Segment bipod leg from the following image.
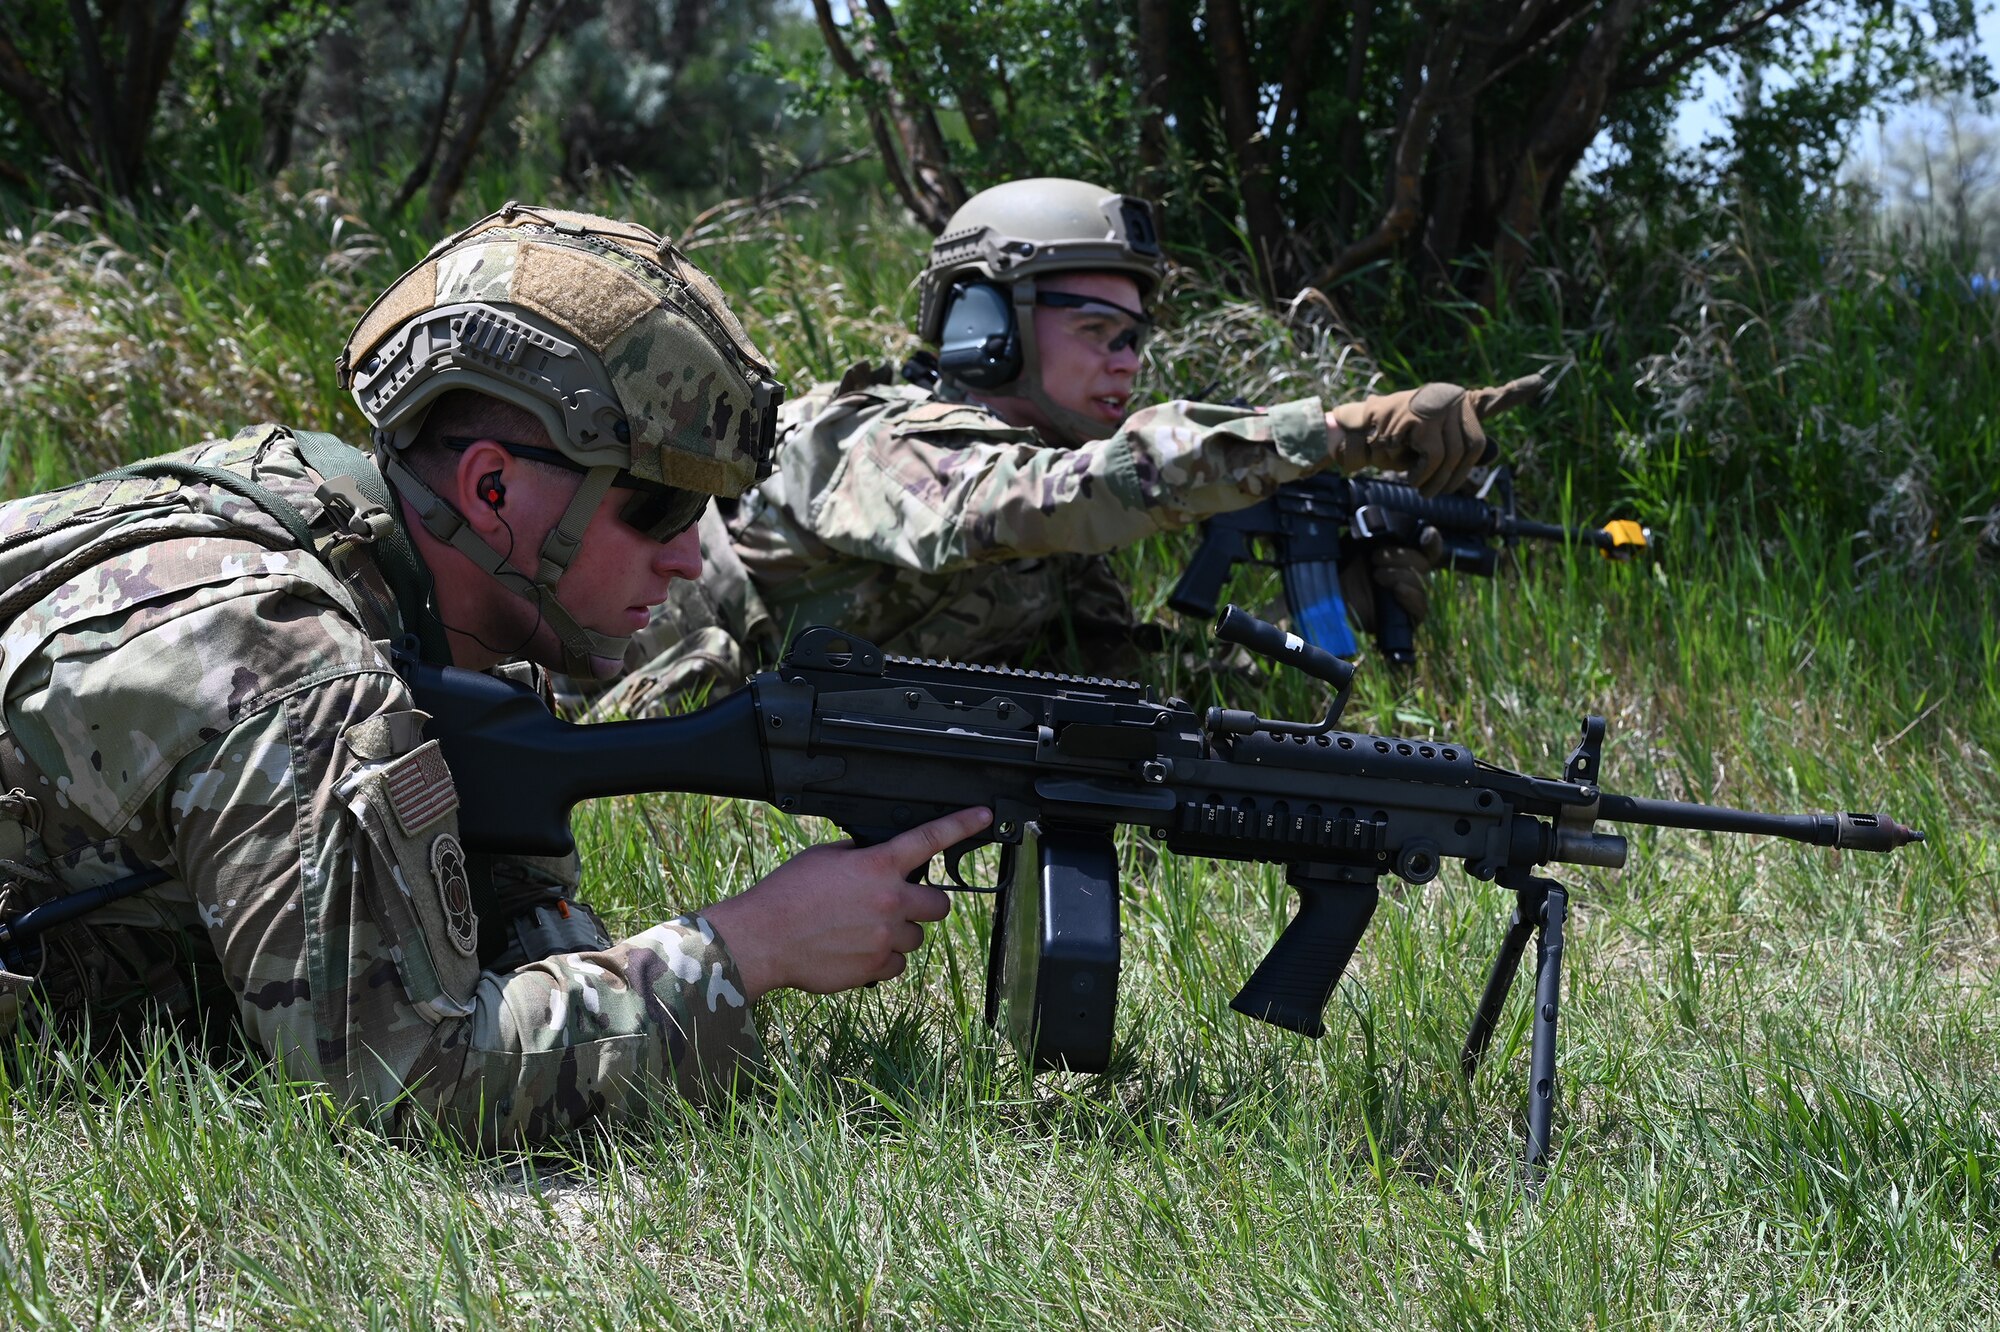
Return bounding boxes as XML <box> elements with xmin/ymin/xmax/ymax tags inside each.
<box><xmin>1459</xmin><ymin>893</ymin><xmax>1541</xmax><ymax>1081</ymax></box>
<box><xmin>1524</xmin><ymin>882</ymin><xmax>1569</xmax><ymax>1188</ymax></box>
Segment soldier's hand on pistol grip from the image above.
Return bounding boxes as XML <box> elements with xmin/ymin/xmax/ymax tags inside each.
<box><xmin>1341</xmin><ymin>522</ymin><xmax>1447</xmax><ymax>633</ymax></box>
<box><xmin>698</xmin><ymin>805</ymin><xmax>991</xmax><ymax>1002</ymax></box>
<box><xmin>1328</xmin><ymin>373</ymin><xmax>1545</xmax><ymax>497</ymax></box>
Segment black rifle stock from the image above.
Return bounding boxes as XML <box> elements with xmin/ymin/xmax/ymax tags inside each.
<box><xmin>402</xmin><ymin>609</ymin><xmax>1919</xmax><ymax>1175</ymax></box>
<box><xmin>1169</xmin><ymin>467</ymin><xmax>1650</xmax><ymax>664</ymax></box>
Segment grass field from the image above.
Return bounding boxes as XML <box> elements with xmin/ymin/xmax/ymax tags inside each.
<box><xmin>0</xmin><ymin>180</ymin><xmax>1997</xmax><ymax>1328</ymax></box>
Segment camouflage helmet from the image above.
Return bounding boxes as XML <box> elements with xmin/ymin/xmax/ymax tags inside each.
<box><xmin>339</xmin><ymin>201</ymin><xmax>782</xmax><ymax>499</ymax></box>
<box><xmin>916</xmin><ymin>178</ymin><xmax>1167</xmax><ymax>346</ymax></box>
<box><xmin>335</xmin><ymin>202</ymin><xmax>785</xmax><ymax>677</ymax></box>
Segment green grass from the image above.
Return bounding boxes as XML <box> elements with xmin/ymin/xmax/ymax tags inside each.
<box><xmin>1</xmin><ymin>179</ymin><xmax>1997</xmax><ymax>1327</ymax></box>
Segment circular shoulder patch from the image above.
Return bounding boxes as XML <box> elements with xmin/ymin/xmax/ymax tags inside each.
<box><xmin>428</xmin><ymin>833</ymin><xmax>478</xmax><ymax>958</ymax></box>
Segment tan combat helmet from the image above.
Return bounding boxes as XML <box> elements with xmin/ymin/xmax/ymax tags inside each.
<box><xmin>338</xmin><ymin>201</ymin><xmax>783</xmax><ymax>674</ymax></box>
<box><xmin>917</xmin><ymin>177</ymin><xmax>1168</xmax><ymax>444</ymax></box>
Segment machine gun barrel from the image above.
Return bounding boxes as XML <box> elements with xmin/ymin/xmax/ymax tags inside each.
<box><xmin>1594</xmin><ymin>794</ymin><xmax>1923</xmax><ymax>851</ymax></box>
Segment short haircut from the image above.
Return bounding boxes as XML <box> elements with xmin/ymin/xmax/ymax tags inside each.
<box><xmin>403</xmin><ymin>389</ymin><xmax>568</xmax><ymax>490</ymax></box>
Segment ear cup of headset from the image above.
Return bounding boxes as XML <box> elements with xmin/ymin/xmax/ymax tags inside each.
<box><xmin>936</xmin><ymin>282</ymin><xmax>1021</xmax><ymax>388</ymax></box>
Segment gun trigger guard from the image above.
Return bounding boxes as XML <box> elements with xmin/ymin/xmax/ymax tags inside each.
<box><xmin>942</xmin><ymin>835</ymin><xmax>1002</xmax><ymax>893</ymax></box>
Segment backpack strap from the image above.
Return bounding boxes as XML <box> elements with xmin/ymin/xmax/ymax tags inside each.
<box><xmin>102</xmin><ymin>457</ymin><xmax>317</xmax><ymax>550</ymax></box>
<box><xmin>288</xmin><ymin>430</ymin><xmax>449</xmax><ymax>663</ymax></box>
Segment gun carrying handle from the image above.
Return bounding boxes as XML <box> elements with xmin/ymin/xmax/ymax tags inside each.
<box><xmin>1229</xmin><ymin>868</ymin><xmax>1380</xmax><ymax>1038</ymax></box>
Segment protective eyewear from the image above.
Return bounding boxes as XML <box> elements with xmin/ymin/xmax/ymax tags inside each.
<box><xmin>1035</xmin><ymin>291</ymin><xmax>1153</xmax><ymax>354</ymax></box>
<box><xmin>441</xmin><ymin>437</ymin><xmax>710</xmax><ymax>542</ymax></box>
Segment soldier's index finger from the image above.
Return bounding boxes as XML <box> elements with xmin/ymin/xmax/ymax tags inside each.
<box><xmin>877</xmin><ymin>807</ymin><xmax>994</xmax><ymax>875</ymax></box>
<box><xmin>1467</xmin><ymin>373</ymin><xmax>1546</xmax><ymax>420</ymax></box>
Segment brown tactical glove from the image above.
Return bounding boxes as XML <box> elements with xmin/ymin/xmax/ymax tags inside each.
<box><xmin>1341</xmin><ymin>524</ymin><xmax>1447</xmax><ymax>635</ymax></box>
<box><xmin>1329</xmin><ymin>373</ymin><xmax>1545</xmax><ymax>497</ymax></box>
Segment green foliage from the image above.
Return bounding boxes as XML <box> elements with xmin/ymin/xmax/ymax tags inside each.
<box><xmin>0</xmin><ymin>0</ymin><xmax>342</xmax><ymax>199</ymax></box>
<box><xmin>779</xmin><ymin>1</ymin><xmax>1996</xmax><ymax>307</ymax></box>
<box><xmin>173</xmin><ymin>0</ymin><xmax>345</xmax><ymax>180</ymax></box>
<box><xmin>868</xmin><ymin>0</ymin><xmax>1143</xmax><ymax>183</ymax></box>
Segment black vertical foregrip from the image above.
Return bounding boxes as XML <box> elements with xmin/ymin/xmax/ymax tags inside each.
<box><xmin>1167</xmin><ymin>523</ymin><xmax>1251</xmax><ymax>619</ymax></box>
<box><xmin>1371</xmin><ymin>583</ymin><xmax>1417</xmax><ymax>666</ymax></box>
<box><xmin>1229</xmin><ymin>876</ymin><xmax>1380</xmax><ymax>1037</ymax></box>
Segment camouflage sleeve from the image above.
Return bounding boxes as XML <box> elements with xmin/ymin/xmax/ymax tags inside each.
<box><xmin>804</xmin><ymin>396</ymin><xmax>1330</xmax><ymax>574</ymax></box>
<box><xmin>163</xmin><ymin>667</ymin><xmax>764</xmax><ymax>1146</ymax></box>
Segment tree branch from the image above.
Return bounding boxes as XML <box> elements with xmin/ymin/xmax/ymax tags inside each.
<box><xmin>809</xmin><ymin>0</ymin><xmax>943</xmax><ymax>231</ymax></box>
<box><xmin>390</xmin><ymin>0</ymin><xmax>474</xmax><ymax>215</ymax></box>
<box><xmin>1318</xmin><ymin>18</ymin><xmax>1465</xmax><ymax>288</ymax></box>
<box><xmin>1488</xmin><ymin>0</ymin><xmax>1648</xmax><ymax>298</ymax></box>
<box><xmin>0</xmin><ymin>25</ymin><xmax>89</xmax><ymax>174</ymax></box>
<box><xmin>860</xmin><ymin>0</ymin><xmax>964</xmax><ymax>213</ymax></box>
<box><xmin>1622</xmin><ymin>0</ymin><xmax>1817</xmax><ymax>91</ymax></box>
<box><xmin>1332</xmin><ymin>0</ymin><xmax>1376</xmax><ymax>243</ymax></box>
<box><xmin>1134</xmin><ymin>0</ymin><xmax>1172</xmax><ymax>177</ymax></box>
<box><xmin>423</xmin><ymin>0</ymin><xmax>571</xmax><ymax>226</ymax></box>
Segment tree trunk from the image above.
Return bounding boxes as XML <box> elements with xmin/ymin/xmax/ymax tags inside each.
<box><xmin>1318</xmin><ymin>18</ymin><xmax>1464</xmax><ymax>289</ymax></box>
<box><xmin>390</xmin><ymin>0</ymin><xmax>474</xmax><ymax>215</ymax></box>
<box><xmin>1133</xmin><ymin>0</ymin><xmax>1173</xmax><ymax>181</ymax></box>
<box><xmin>810</xmin><ymin>0</ymin><xmax>952</xmax><ymax>231</ymax></box>
<box><xmin>1272</xmin><ymin>0</ymin><xmax>1335</xmax><ymax>149</ymax></box>
<box><xmin>1205</xmin><ymin>0</ymin><xmax>1286</xmax><ymax>288</ymax></box>
<box><xmin>65</xmin><ymin>0</ymin><xmax>132</xmax><ymax>197</ymax></box>
<box><xmin>1486</xmin><ymin>0</ymin><xmax>1646</xmax><ymax>301</ymax></box>
<box><xmin>860</xmin><ymin>0</ymin><xmax>966</xmax><ymax>213</ymax></box>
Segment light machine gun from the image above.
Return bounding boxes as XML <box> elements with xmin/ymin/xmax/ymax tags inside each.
<box><xmin>1169</xmin><ymin>467</ymin><xmax>1650</xmax><ymax>664</ymax></box>
<box><xmin>397</xmin><ymin>608</ymin><xmax>1922</xmax><ymax>1175</ymax></box>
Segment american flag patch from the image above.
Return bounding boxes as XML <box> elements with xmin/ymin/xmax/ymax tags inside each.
<box><xmin>384</xmin><ymin>741</ymin><xmax>459</xmax><ymax>836</ymax></box>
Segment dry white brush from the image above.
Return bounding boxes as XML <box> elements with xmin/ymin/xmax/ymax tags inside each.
<box><xmin>1140</xmin><ymin>272</ymin><xmax>1384</xmax><ymax>410</ymax></box>
<box><xmin>1630</xmin><ymin>216</ymin><xmax>2000</xmax><ymax>573</ymax></box>
<box><xmin>0</xmin><ymin>188</ymin><xmax>386</xmax><ymax>484</ymax></box>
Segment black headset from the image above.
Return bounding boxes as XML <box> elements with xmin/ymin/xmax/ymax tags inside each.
<box><xmin>936</xmin><ymin>281</ymin><xmax>1022</xmax><ymax>388</ymax></box>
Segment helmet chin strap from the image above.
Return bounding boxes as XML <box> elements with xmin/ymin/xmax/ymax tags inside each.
<box><xmin>380</xmin><ymin>450</ymin><xmax>632</xmax><ymax>675</ymax></box>
<box><xmin>1006</xmin><ymin>280</ymin><xmax>1121</xmax><ymax>447</ymax></box>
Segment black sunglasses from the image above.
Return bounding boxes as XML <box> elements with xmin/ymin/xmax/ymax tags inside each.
<box><xmin>441</xmin><ymin>437</ymin><xmax>710</xmax><ymax>542</ymax></box>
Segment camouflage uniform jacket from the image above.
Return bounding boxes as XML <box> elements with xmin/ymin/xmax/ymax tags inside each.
<box><xmin>0</xmin><ymin>426</ymin><xmax>762</xmax><ymax>1144</ymax></box>
<box><xmin>598</xmin><ymin>372</ymin><xmax>1334</xmax><ymax>716</ymax></box>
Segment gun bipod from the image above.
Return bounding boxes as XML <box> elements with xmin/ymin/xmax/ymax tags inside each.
<box><xmin>1459</xmin><ymin>868</ymin><xmax>1569</xmax><ymax>1190</ymax></box>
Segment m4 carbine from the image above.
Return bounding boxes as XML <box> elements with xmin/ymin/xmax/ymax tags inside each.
<box><xmin>400</xmin><ymin>607</ymin><xmax>1921</xmax><ymax>1175</ymax></box>
<box><xmin>1168</xmin><ymin>467</ymin><xmax>1650</xmax><ymax>664</ymax></box>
